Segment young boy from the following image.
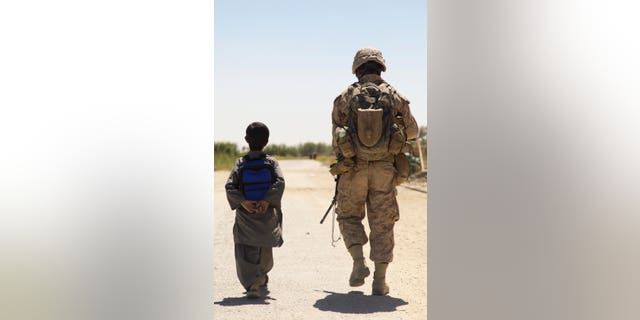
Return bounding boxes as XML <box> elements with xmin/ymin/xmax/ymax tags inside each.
<box><xmin>225</xmin><ymin>122</ymin><xmax>285</xmax><ymax>299</ymax></box>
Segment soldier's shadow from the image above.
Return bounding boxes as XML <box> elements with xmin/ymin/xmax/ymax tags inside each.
<box><xmin>313</xmin><ymin>290</ymin><xmax>408</xmax><ymax>314</ymax></box>
<box><xmin>214</xmin><ymin>288</ymin><xmax>275</xmax><ymax>306</ymax></box>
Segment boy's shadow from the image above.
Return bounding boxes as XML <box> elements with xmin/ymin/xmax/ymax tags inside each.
<box><xmin>313</xmin><ymin>290</ymin><xmax>408</xmax><ymax>314</ymax></box>
<box><xmin>214</xmin><ymin>288</ymin><xmax>275</xmax><ymax>306</ymax></box>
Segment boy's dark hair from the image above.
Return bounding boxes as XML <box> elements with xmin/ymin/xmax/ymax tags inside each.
<box><xmin>355</xmin><ymin>61</ymin><xmax>384</xmax><ymax>78</ymax></box>
<box><xmin>245</xmin><ymin>122</ymin><xmax>270</xmax><ymax>151</ymax></box>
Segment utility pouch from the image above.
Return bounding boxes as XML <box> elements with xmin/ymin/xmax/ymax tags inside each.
<box><xmin>394</xmin><ymin>153</ymin><xmax>410</xmax><ymax>185</ymax></box>
<box><xmin>388</xmin><ymin>124</ymin><xmax>406</xmax><ymax>154</ymax></box>
<box><xmin>401</xmin><ymin>141</ymin><xmax>413</xmax><ymax>154</ymax></box>
<box><xmin>356</xmin><ymin>108</ymin><xmax>384</xmax><ymax>147</ymax></box>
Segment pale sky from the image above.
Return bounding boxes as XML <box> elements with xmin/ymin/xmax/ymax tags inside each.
<box><xmin>214</xmin><ymin>0</ymin><xmax>427</xmax><ymax>147</ymax></box>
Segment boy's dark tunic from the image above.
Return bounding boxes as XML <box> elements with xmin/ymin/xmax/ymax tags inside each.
<box><xmin>225</xmin><ymin>151</ymin><xmax>285</xmax><ymax>290</ymax></box>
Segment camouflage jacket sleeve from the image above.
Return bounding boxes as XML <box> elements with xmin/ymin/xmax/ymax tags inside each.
<box><xmin>331</xmin><ymin>88</ymin><xmax>350</xmax><ymax>151</ymax></box>
<box><xmin>225</xmin><ymin>157</ymin><xmax>245</xmax><ymax>210</ymax></box>
<box><xmin>332</xmin><ymin>89</ymin><xmax>350</xmax><ymax>129</ymax></box>
<box><xmin>262</xmin><ymin>157</ymin><xmax>285</xmax><ymax>208</ymax></box>
<box><xmin>394</xmin><ymin>92</ymin><xmax>419</xmax><ymax>139</ymax></box>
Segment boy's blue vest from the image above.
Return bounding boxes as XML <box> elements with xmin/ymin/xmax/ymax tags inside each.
<box><xmin>238</xmin><ymin>154</ymin><xmax>275</xmax><ymax>201</ymax></box>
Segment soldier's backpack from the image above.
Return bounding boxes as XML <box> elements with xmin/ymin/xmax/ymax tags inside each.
<box><xmin>347</xmin><ymin>81</ymin><xmax>406</xmax><ymax>161</ymax></box>
<box><xmin>238</xmin><ymin>155</ymin><xmax>275</xmax><ymax>201</ymax></box>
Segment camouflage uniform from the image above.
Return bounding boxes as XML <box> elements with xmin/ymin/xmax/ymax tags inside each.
<box><xmin>332</xmin><ymin>48</ymin><xmax>418</xmax><ymax>264</ymax></box>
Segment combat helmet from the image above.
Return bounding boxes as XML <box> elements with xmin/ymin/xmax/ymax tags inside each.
<box><xmin>352</xmin><ymin>47</ymin><xmax>387</xmax><ymax>74</ymax></box>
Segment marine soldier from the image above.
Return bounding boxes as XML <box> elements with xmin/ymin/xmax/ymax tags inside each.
<box><xmin>331</xmin><ymin>47</ymin><xmax>418</xmax><ymax>295</ymax></box>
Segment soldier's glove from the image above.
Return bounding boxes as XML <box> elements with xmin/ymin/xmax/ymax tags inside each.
<box><xmin>329</xmin><ymin>157</ymin><xmax>355</xmax><ymax>176</ymax></box>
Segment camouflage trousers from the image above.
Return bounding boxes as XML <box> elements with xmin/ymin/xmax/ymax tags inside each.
<box><xmin>336</xmin><ymin>159</ymin><xmax>399</xmax><ymax>263</ymax></box>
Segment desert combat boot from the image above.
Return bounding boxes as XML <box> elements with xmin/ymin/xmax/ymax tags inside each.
<box><xmin>372</xmin><ymin>262</ymin><xmax>390</xmax><ymax>295</ymax></box>
<box><xmin>348</xmin><ymin>245</ymin><xmax>371</xmax><ymax>286</ymax></box>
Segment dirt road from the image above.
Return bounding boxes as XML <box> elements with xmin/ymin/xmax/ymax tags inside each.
<box><xmin>213</xmin><ymin>160</ymin><xmax>427</xmax><ymax>320</ymax></box>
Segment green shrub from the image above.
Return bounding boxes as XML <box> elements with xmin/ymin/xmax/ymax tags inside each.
<box><xmin>214</xmin><ymin>141</ymin><xmax>337</xmax><ymax>169</ymax></box>
<box><xmin>214</xmin><ymin>142</ymin><xmax>240</xmax><ymax>170</ymax></box>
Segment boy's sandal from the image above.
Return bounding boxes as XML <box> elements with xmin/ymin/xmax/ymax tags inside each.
<box><xmin>246</xmin><ymin>280</ymin><xmax>262</xmax><ymax>299</ymax></box>
<box><xmin>245</xmin><ymin>289</ymin><xmax>260</xmax><ymax>299</ymax></box>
